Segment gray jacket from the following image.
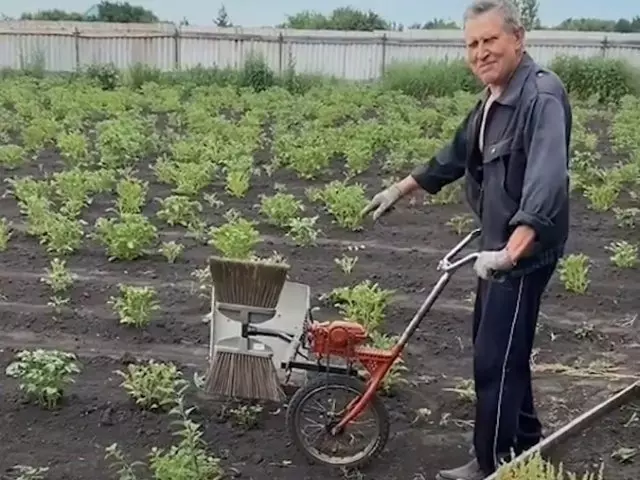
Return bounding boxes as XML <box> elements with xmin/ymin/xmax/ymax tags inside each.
<box><xmin>411</xmin><ymin>53</ymin><xmax>572</xmax><ymax>274</ymax></box>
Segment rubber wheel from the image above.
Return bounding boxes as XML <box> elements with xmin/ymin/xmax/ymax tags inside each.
<box><xmin>286</xmin><ymin>373</ymin><xmax>390</xmax><ymax>470</ymax></box>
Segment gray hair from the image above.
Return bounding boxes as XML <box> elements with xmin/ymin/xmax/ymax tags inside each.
<box><xmin>463</xmin><ymin>0</ymin><xmax>523</xmax><ymax>32</ymax></box>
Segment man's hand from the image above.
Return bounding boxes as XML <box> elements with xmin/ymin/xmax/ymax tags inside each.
<box><xmin>360</xmin><ymin>184</ymin><xmax>403</xmax><ymax>221</ymax></box>
<box><xmin>473</xmin><ymin>248</ymin><xmax>515</xmax><ymax>280</ymax></box>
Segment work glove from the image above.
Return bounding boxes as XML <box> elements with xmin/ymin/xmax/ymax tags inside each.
<box><xmin>360</xmin><ymin>184</ymin><xmax>403</xmax><ymax>221</ymax></box>
<box><xmin>473</xmin><ymin>248</ymin><xmax>515</xmax><ymax>280</ymax></box>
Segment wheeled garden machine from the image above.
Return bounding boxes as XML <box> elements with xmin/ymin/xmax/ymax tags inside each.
<box><xmin>205</xmin><ymin>228</ymin><xmax>640</xmax><ymax>471</ymax></box>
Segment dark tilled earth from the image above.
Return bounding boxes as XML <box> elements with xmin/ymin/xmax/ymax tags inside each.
<box><xmin>0</xmin><ymin>125</ymin><xmax>639</xmax><ymax>479</ymax></box>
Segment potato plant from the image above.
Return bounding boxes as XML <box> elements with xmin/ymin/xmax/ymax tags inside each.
<box><xmin>156</xmin><ymin>195</ymin><xmax>204</xmax><ymax>231</ymax></box>
<box><xmin>159</xmin><ymin>240</ymin><xmax>184</xmax><ymax>263</ymax></box>
<box><xmin>109</xmin><ymin>284</ymin><xmax>160</xmax><ymax>328</ymax></box>
<box><xmin>56</xmin><ymin>130</ymin><xmax>89</xmax><ymax>167</ymax></box>
<box><xmin>286</xmin><ymin>216</ymin><xmax>320</xmax><ymax>246</ymax></box>
<box><xmin>327</xmin><ymin>280</ymin><xmax>395</xmax><ymax>331</ymax></box>
<box><xmin>0</xmin><ymin>144</ymin><xmax>26</xmax><ymax>169</ymax></box>
<box><xmin>334</xmin><ymin>254</ymin><xmax>358</xmax><ymax>275</ymax></box>
<box><xmin>558</xmin><ymin>253</ymin><xmax>591</xmax><ymax>294</ymax></box>
<box><xmin>105</xmin><ymin>396</ymin><xmax>223</xmax><ymax>480</ymax></box>
<box><xmin>310</xmin><ymin>180</ymin><xmax>368</xmax><ymax>231</ymax></box>
<box><xmin>606</xmin><ymin>241</ymin><xmax>638</xmax><ymax>268</ymax></box>
<box><xmin>0</xmin><ymin>217</ymin><xmax>13</xmax><ymax>251</ymax></box>
<box><xmin>116</xmin><ymin>360</ymin><xmax>188</xmax><ymax>411</ymax></box>
<box><xmin>208</xmin><ymin>209</ymin><xmax>260</xmax><ymax>259</ymax></box>
<box><xmin>115</xmin><ymin>176</ymin><xmax>148</xmax><ymax>215</ymax></box>
<box><xmin>446</xmin><ymin>213</ymin><xmax>475</xmax><ymax>236</ymax></box>
<box><xmin>41</xmin><ymin>258</ymin><xmax>77</xmax><ymax>311</ymax></box>
<box><xmin>94</xmin><ymin>213</ymin><xmax>158</xmax><ymax>261</ymax></box>
<box><xmin>259</xmin><ymin>191</ymin><xmax>304</xmax><ymax>228</ymax></box>
<box><xmin>5</xmin><ymin>349</ymin><xmax>81</xmax><ymax>409</ymax></box>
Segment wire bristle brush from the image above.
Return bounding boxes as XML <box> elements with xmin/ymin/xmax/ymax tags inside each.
<box><xmin>205</xmin><ymin>256</ymin><xmax>290</xmax><ymax>403</ymax></box>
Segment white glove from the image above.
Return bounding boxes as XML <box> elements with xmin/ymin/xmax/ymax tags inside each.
<box><xmin>473</xmin><ymin>248</ymin><xmax>515</xmax><ymax>280</ymax></box>
<box><xmin>360</xmin><ymin>185</ymin><xmax>403</xmax><ymax>221</ymax></box>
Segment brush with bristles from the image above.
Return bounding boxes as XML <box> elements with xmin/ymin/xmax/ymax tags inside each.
<box><xmin>204</xmin><ymin>256</ymin><xmax>290</xmax><ymax>402</ymax></box>
<box><xmin>208</xmin><ymin>256</ymin><xmax>290</xmax><ymax>309</ymax></box>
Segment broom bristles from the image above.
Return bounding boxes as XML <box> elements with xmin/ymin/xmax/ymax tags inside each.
<box><xmin>204</xmin><ymin>350</ymin><xmax>286</xmax><ymax>403</ymax></box>
<box><xmin>209</xmin><ymin>256</ymin><xmax>290</xmax><ymax>309</ymax></box>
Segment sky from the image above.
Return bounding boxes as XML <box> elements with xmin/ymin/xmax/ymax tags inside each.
<box><xmin>0</xmin><ymin>0</ymin><xmax>635</xmax><ymax>28</ymax></box>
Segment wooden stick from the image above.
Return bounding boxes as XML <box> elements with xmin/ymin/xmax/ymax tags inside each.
<box><xmin>486</xmin><ymin>381</ymin><xmax>640</xmax><ymax>480</ymax></box>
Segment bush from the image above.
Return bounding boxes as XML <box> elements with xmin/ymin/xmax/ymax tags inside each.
<box><xmin>550</xmin><ymin>55</ymin><xmax>640</xmax><ymax>104</ymax></box>
<box><xmin>382</xmin><ymin>58</ymin><xmax>482</xmax><ymax>100</ymax></box>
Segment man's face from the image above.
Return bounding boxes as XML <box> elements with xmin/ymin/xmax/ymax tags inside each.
<box><xmin>464</xmin><ymin>9</ymin><xmax>523</xmax><ymax>87</ymax></box>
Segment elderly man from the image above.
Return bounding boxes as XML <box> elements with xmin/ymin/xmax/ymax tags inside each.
<box><xmin>362</xmin><ymin>1</ymin><xmax>571</xmax><ymax>479</ymax></box>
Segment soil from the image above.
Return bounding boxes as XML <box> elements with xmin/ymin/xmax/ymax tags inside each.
<box><xmin>0</xmin><ymin>123</ymin><xmax>639</xmax><ymax>480</ymax></box>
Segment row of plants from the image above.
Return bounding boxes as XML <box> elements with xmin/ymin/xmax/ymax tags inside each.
<box><xmin>0</xmin><ymin>78</ymin><xmax>632</xmax><ymax>480</ymax></box>
<box><xmin>7</xmin><ymin>50</ymin><xmax>640</xmax><ymax>105</ymax></box>
<box><xmin>4</xmin><ymin>349</ymin><xmax>266</xmax><ymax>479</ymax></box>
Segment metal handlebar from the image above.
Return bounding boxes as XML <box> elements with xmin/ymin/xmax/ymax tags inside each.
<box><xmin>437</xmin><ymin>228</ymin><xmax>481</xmax><ymax>273</ymax></box>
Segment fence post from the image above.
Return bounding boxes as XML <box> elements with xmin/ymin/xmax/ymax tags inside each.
<box><xmin>601</xmin><ymin>36</ymin><xmax>609</xmax><ymax>58</ymax></box>
<box><xmin>380</xmin><ymin>33</ymin><xmax>387</xmax><ymax>79</ymax></box>
<box><xmin>74</xmin><ymin>27</ymin><xmax>80</xmax><ymax>72</ymax></box>
<box><xmin>278</xmin><ymin>32</ymin><xmax>284</xmax><ymax>74</ymax></box>
<box><xmin>173</xmin><ymin>23</ymin><xmax>180</xmax><ymax>70</ymax></box>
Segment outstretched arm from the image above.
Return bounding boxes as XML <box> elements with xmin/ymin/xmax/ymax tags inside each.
<box><xmin>395</xmin><ymin>111</ymin><xmax>474</xmax><ymax>196</ymax></box>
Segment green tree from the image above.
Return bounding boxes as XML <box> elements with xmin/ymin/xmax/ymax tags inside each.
<box><xmin>21</xmin><ymin>9</ymin><xmax>85</xmax><ymax>21</ymax></box>
<box><xmin>20</xmin><ymin>1</ymin><xmax>158</xmax><ymax>23</ymax></box>
<box><xmin>95</xmin><ymin>1</ymin><xmax>158</xmax><ymax>23</ymax></box>
<box><xmin>513</xmin><ymin>0</ymin><xmax>541</xmax><ymax>30</ymax></box>
<box><xmin>409</xmin><ymin>18</ymin><xmax>459</xmax><ymax>29</ymax></box>
<box><xmin>556</xmin><ymin>16</ymin><xmax>640</xmax><ymax>32</ymax></box>
<box><xmin>280</xmin><ymin>7</ymin><xmax>389</xmax><ymax>31</ymax></box>
<box><xmin>215</xmin><ymin>5</ymin><xmax>232</xmax><ymax>27</ymax></box>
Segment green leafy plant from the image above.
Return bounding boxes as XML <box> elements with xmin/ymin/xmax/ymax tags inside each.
<box><xmin>334</xmin><ymin>254</ymin><xmax>358</xmax><ymax>274</ymax></box>
<box><xmin>227</xmin><ymin>404</ymin><xmax>263</xmax><ymax>429</ymax></box>
<box><xmin>312</xmin><ymin>180</ymin><xmax>368</xmax><ymax>231</ymax></box>
<box><xmin>5</xmin><ymin>349</ymin><xmax>81</xmax><ymax>409</ymax></box>
<box><xmin>159</xmin><ymin>241</ymin><xmax>184</xmax><ymax>263</ymax></box>
<box><xmin>446</xmin><ymin>213</ymin><xmax>475</xmax><ymax>236</ymax></box>
<box><xmin>94</xmin><ymin>213</ymin><xmax>158</xmax><ymax>261</ymax></box>
<box><xmin>0</xmin><ymin>144</ymin><xmax>26</xmax><ymax>169</ymax></box>
<box><xmin>259</xmin><ymin>191</ymin><xmax>304</xmax><ymax>228</ymax></box>
<box><xmin>56</xmin><ymin>130</ymin><xmax>89</xmax><ymax>167</ymax></box>
<box><xmin>225</xmin><ymin>166</ymin><xmax>252</xmax><ymax>198</ymax></box>
<box><xmin>208</xmin><ymin>209</ymin><xmax>260</xmax><ymax>259</ymax></box>
<box><xmin>41</xmin><ymin>258</ymin><xmax>77</xmax><ymax>312</ymax></box>
<box><xmin>613</xmin><ymin>207</ymin><xmax>639</xmax><ymax>229</ymax></box>
<box><xmin>0</xmin><ymin>217</ymin><xmax>12</xmax><ymax>251</ymax></box>
<box><xmin>5</xmin><ymin>465</ymin><xmax>50</xmax><ymax>480</ymax></box>
<box><xmin>558</xmin><ymin>253</ymin><xmax>590</xmax><ymax>294</ymax></box>
<box><xmin>116</xmin><ymin>360</ymin><xmax>188</xmax><ymax>411</ymax></box>
<box><xmin>605</xmin><ymin>240</ymin><xmax>638</xmax><ymax>268</ymax></box>
<box><xmin>156</xmin><ymin>195</ymin><xmax>204</xmax><ymax>231</ymax></box>
<box><xmin>286</xmin><ymin>216</ymin><xmax>320</xmax><ymax>246</ymax></box>
<box><xmin>327</xmin><ymin>280</ymin><xmax>395</xmax><ymax>331</ymax></box>
<box><xmin>583</xmin><ymin>181</ymin><xmax>620</xmax><ymax>212</ymax></box>
<box><xmin>39</xmin><ymin>213</ymin><xmax>85</xmax><ymax>256</ymax></box>
<box><xmin>105</xmin><ymin>396</ymin><xmax>223</xmax><ymax>480</ymax></box>
<box><xmin>115</xmin><ymin>177</ymin><xmax>148</xmax><ymax>215</ymax></box>
<box><xmin>109</xmin><ymin>284</ymin><xmax>160</xmax><ymax>328</ymax></box>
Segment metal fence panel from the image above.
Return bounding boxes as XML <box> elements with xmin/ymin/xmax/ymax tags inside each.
<box><xmin>0</xmin><ymin>20</ymin><xmax>639</xmax><ymax>77</ymax></box>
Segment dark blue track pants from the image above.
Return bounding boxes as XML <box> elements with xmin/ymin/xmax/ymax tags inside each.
<box><xmin>471</xmin><ymin>262</ymin><xmax>556</xmax><ymax>475</ymax></box>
